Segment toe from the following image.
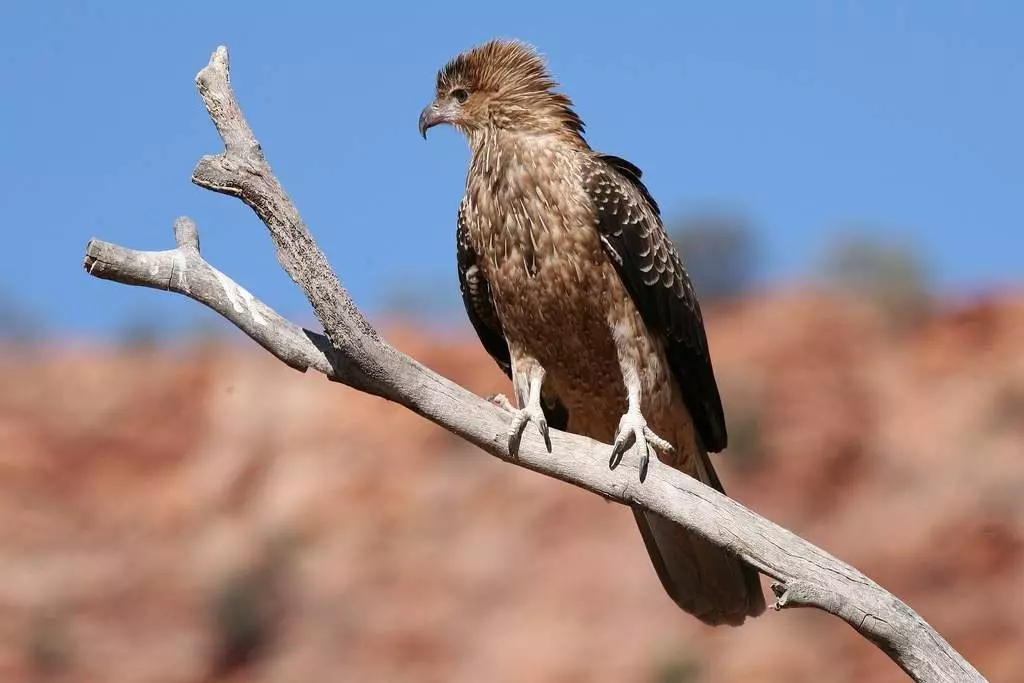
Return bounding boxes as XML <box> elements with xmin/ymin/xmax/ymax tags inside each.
<box><xmin>638</xmin><ymin>446</ymin><xmax>651</xmax><ymax>482</ymax></box>
<box><xmin>609</xmin><ymin>429</ymin><xmax>634</xmax><ymax>470</ymax></box>
<box><xmin>489</xmin><ymin>393</ymin><xmax>515</xmax><ymax>412</ymax></box>
<box><xmin>507</xmin><ymin>412</ymin><xmax>529</xmax><ymax>456</ymax></box>
<box><xmin>643</xmin><ymin>426</ymin><xmax>675</xmax><ymax>454</ymax></box>
<box><xmin>608</xmin><ymin>411</ymin><xmax>675</xmax><ymax>479</ymax></box>
<box><xmin>609</xmin><ymin>442</ymin><xmax>625</xmax><ymax>470</ymax></box>
<box><xmin>507</xmin><ymin>429</ymin><xmax>520</xmax><ymax>456</ymax></box>
<box><xmin>507</xmin><ymin>407</ymin><xmax>552</xmax><ymax>457</ymax></box>
<box><xmin>536</xmin><ymin>416</ymin><xmax>551</xmax><ymax>452</ymax></box>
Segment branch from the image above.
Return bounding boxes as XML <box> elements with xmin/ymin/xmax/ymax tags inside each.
<box><xmin>82</xmin><ymin>46</ymin><xmax>985</xmax><ymax>683</ymax></box>
<box><xmin>84</xmin><ymin>217</ymin><xmax>374</xmax><ymax>395</ymax></box>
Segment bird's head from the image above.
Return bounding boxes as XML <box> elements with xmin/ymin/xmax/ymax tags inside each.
<box><xmin>419</xmin><ymin>39</ymin><xmax>584</xmax><ymax>143</ymax></box>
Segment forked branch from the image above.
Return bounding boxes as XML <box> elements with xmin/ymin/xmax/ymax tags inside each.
<box><xmin>82</xmin><ymin>47</ymin><xmax>985</xmax><ymax>683</ymax></box>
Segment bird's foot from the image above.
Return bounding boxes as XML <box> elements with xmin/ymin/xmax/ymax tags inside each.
<box><xmin>506</xmin><ymin>400</ymin><xmax>551</xmax><ymax>457</ymax></box>
<box><xmin>609</xmin><ymin>408</ymin><xmax>674</xmax><ymax>481</ymax></box>
<box><xmin>488</xmin><ymin>392</ymin><xmax>516</xmax><ymax>412</ymax></box>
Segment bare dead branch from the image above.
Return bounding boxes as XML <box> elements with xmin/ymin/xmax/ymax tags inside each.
<box><xmin>85</xmin><ymin>219</ymin><xmax>324</xmax><ymax>374</ymax></box>
<box><xmin>82</xmin><ymin>46</ymin><xmax>986</xmax><ymax>683</ymax></box>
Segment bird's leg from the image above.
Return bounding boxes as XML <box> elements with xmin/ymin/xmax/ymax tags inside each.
<box><xmin>505</xmin><ymin>354</ymin><xmax>551</xmax><ymax>456</ymax></box>
<box><xmin>609</xmin><ymin>371</ymin><xmax>674</xmax><ymax>482</ymax></box>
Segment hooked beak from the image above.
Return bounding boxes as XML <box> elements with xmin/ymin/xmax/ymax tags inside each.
<box><xmin>418</xmin><ymin>99</ymin><xmax>454</xmax><ymax>139</ymax></box>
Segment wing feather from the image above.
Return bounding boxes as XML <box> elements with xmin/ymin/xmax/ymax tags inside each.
<box><xmin>584</xmin><ymin>155</ymin><xmax>728</xmax><ymax>452</ymax></box>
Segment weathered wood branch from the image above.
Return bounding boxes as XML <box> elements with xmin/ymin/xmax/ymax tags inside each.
<box><xmin>81</xmin><ymin>46</ymin><xmax>985</xmax><ymax>683</ymax></box>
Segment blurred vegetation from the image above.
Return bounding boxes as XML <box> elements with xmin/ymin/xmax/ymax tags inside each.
<box><xmin>117</xmin><ymin>306</ymin><xmax>229</xmax><ymax>351</ymax></box>
<box><xmin>817</xmin><ymin>230</ymin><xmax>932</xmax><ymax>331</ymax></box>
<box><xmin>668</xmin><ymin>212</ymin><xmax>760</xmax><ymax>305</ymax></box>
<box><xmin>116</xmin><ymin>307</ymin><xmax>164</xmax><ymax>351</ymax></box>
<box><xmin>649</xmin><ymin>647</ymin><xmax>702</xmax><ymax>683</ymax></box>
<box><xmin>26</xmin><ymin>608</ymin><xmax>72</xmax><ymax>680</ymax></box>
<box><xmin>207</xmin><ymin>533</ymin><xmax>297</xmax><ymax>677</ymax></box>
<box><xmin>990</xmin><ymin>379</ymin><xmax>1024</xmax><ymax>434</ymax></box>
<box><xmin>0</xmin><ymin>287</ymin><xmax>47</xmax><ymax>344</ymax></box>
<box><xmin>380</xmin><ymin>274</ymin><xmax>462</xmax><ymax>322</ymax></box>
<box><xmin>722</xmin><ymin>402</ymin><xmax>766</xmax><ymax>473</ymax></box>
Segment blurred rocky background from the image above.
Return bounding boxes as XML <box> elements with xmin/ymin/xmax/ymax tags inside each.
<box><xmin>4</xmin><ymin>5</ymin><xmax>1022</xmax><ymax>681</ymax></box>
<box><xmin>1</xmin><ymin>224</ymin><xmax>1021</xmax><ymax>682</ymax></box>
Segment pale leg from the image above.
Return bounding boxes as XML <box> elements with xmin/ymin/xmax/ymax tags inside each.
<box><xmin>609</xmin><ymin>330</ymin><xmax>674</xmax><ymax>481</ymax></box>
<box><xmin>499</xmin><ymin>351</ymin><xmax>551</xmax><ymax>456</ymax></box>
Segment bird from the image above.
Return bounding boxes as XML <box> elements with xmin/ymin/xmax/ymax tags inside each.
<box><xmin>419</xmin><ymin>39</ymin><xmax>765</xmax><ymax>625</ymax></box>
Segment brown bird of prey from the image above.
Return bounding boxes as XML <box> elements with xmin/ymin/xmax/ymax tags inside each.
<box><xmin>419</xmin><ymin>39</ymin><xmax>765</xmax><ymax>625</ymax></box>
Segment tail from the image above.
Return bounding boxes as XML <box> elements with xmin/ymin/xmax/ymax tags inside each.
<box><xmin>633</xmin><ymin>445</ymin><xmax>765</xmax><ymax>626</ymax></box>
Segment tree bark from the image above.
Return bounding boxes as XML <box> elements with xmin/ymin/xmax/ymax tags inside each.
<box><xmin>82</xmin><ymin>46</ymin><xmax>986</xmax><ymax>683</ymax></box>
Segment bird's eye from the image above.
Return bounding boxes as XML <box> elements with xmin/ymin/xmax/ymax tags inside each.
<box><xmin>451</xmin><ymin>88</ymin><xmax>469</xmax><ymax>104</ymax></box>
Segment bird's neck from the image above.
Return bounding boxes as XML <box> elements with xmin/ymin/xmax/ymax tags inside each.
<box><xmin>468</xmin><ymin>127</ymin><xmax>585</xmax><ymax>176</ymax></box>
<box><xmin>463</xmin><ymin>128</ymin><xmax>591</xmax><ymax>285</ymax></box>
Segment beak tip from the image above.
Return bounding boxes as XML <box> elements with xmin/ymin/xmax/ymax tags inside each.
<box><xmin>417</xmin><ymin>109</ymin><xmax>430</xmax><ymax>140</ymax></box>
<box><xmin>419</xmin><ymin>102</ymin><xmax>443</xmax><ymax>140</ymax></box>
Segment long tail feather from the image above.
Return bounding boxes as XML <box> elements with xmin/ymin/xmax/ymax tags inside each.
<box><xmin>633</xmin><ymin>447</ymin><xmax>765</xmax><ymax>625</ymax></box>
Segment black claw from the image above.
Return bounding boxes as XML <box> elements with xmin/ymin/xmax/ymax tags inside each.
<box><xmin>639</xmin><ymin>451</ymin><xmax>650</xmax><ymax>482</ymax></box>
<box><xmin>538</xmin><ymin>419</ymin><xmax>551</xmax><ymax>452</ymax></box>
<box><xmin>609</xmin><ymin>440</ymin><xmax>626</xmax><ymax>470</ymax></box>
<box><xmin>609</xmin><ymin>427</ymin><xmax>637</xmax><ymax>471</ymax></box>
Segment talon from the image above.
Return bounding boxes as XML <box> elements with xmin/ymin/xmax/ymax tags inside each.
<box><xmin>507</xmin><ymin>412</ymin><xmax>528</xmax><ymax>455</ymax></box>
<box><xmin>537</xmin><ymin>416</ymin><xmax>551</xmax><ymax>451</ymax></box>
<box><xmin>506</xmin><ymin>403</ymin><xmax>551</xmax><ymax>457</ymax></box>
<box><xmin>610</xmin><ymin>409</ymin><xmax>673</xmax><ymax>481</ymax></box>
<box><xmin>608</xmin><ymin>429</ymin><xmax>634</xmax><ymax>470</ymax></box>
<box><xmin>638</xmin><ymin>443</ymin><xmax>651</xmax><ymax>482</ymax></box>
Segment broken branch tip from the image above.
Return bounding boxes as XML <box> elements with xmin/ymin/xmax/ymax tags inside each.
<box><xmin>196</xmin><ymin>46</ymin><xmax>229</xmax><ymax>87</ymax></box>
<box><xmin>173</xmin><ymin>217</ymin><xmax>200</xmax><ymax>252</ymax></box>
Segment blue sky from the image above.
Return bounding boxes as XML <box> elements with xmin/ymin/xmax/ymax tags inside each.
<box><xmin>1</xmin><ymin>2</ymin><xmax>1021</xmax><ymax>338</ymax></box>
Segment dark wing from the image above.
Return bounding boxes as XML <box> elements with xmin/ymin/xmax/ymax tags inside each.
<box><xmin>456</xmin><ymin>203</ymin><xmax>569</xmax><ymax>430</ymax></box>
<box><xmin>583</xmin><ymin>154</ymin><xmax>728</xmax><ymax>452</ymax></box>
